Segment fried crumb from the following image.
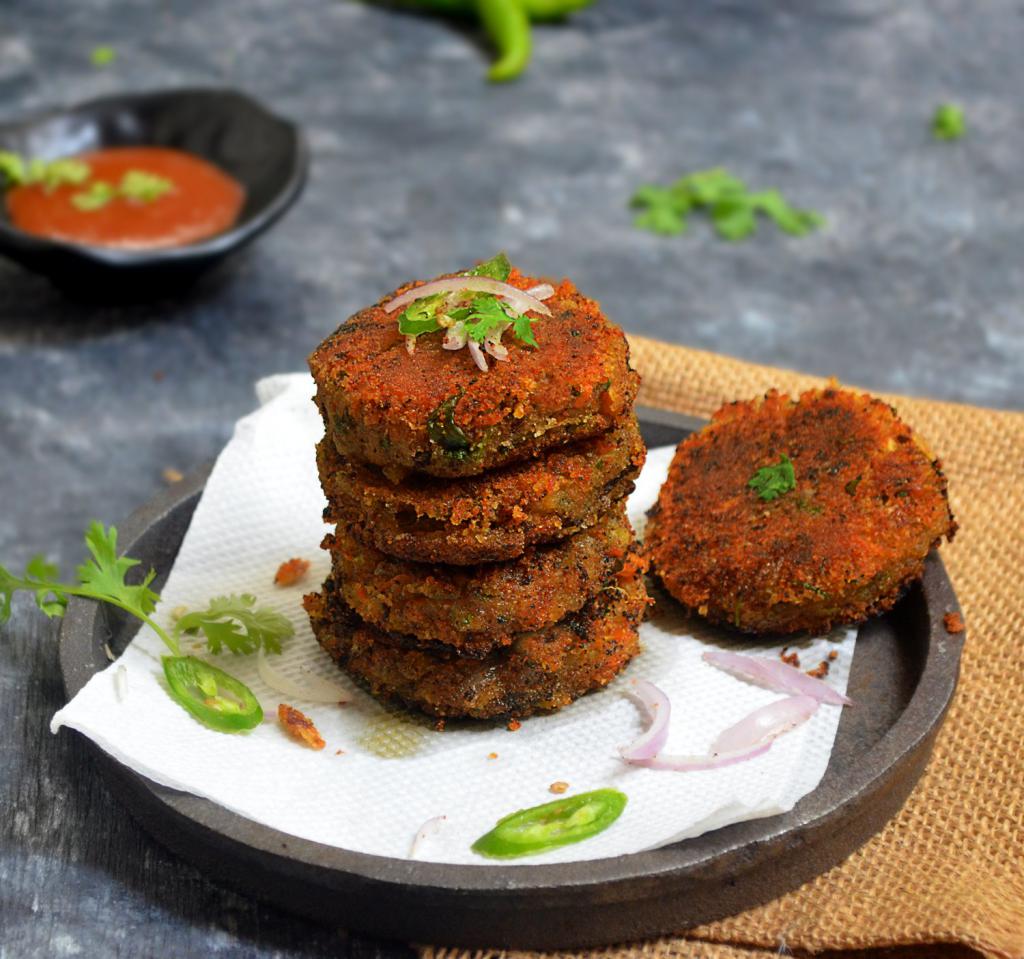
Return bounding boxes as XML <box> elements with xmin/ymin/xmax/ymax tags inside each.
<box><xmin>828</xmin><ymin>650</ymin><xmax>838</xmax><ymax>661</ymax></box>
<box><xmin>277</xmin><ymin>703</ymin><xmax>326</xmax><ymax>750</ymax></box>
<box><xmin>162</xmin><ymin>467</ymin><xmax>184</xmax><ymax>484</ymax></box>
<box><xmin>507</xmin><ymin>719</ymin><xmax>522</xmax><ymax>732</ymax></box>
<box><xmin>274</xmin><ymin>557</ymin><xmax>311</xmax><ymax>587</ymax></box>
<box><xmin>944</xmin><ymin>611</ymin><xmax>965</xmax><ymax>634</ymax></box>
<box><xmin>487</xmin><ymin>752</ymin><xmax>498</xmax><ymax>760</ymax></box>
<box><xmin>780</xmin><ymin>647</ymin><xmax>801</xmax><ymax>668</ymax></box>
<box><xmin>434</xmin><ymin>718</ymin><xmax>447</xmax><ymax>732</ymax></box>
<box><xmin>549</xmin><ymin>781</ymin><xmax>569</xmax><ymax>794</ymax></box>
<box><xmin>335</xmin><ymin>749</ymin><xmax>344</xmax><ymax>756</ymax></box>
<box><xmin>806</xmin><ymin>660</ymin><xmax>830</xmax><ymax>679</ymax></box>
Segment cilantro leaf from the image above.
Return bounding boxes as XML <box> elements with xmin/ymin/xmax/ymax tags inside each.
<box><xmin>632</xmin><ymin>168</ymin><xmax>823</xmax><ymax>241</ymax></box>
<box><xmin>512</xmin><ymin>312</ymin><xmax>538</xmax><ymax>348</ymax></box>
<box><xmin>459</xmin><ymin>294</ymin><xmax>514</xmax><ymax>343</ymax></box>
<box><xmin>748</xmin><ymin>455</ymin><xmax>797</xmax><ymax>501</ymax></box>
<box><xmin>120</xmin><ymin>169</ymin><xmax>173</xmax><ymax>202</ymax></box>
<box><xmin>90</xmin><ymin>45</ymin><xmax>116</xmax><ymax>67</ymax></box>
<box><xmin>0</xmin><ymin>151</ymin><xmax>26</xmax><ymax>186</ymax></box>
<box><xmin>174</xmin><ymin>594</ymin><xmax>294</xmax><ymax>656</ymax></box>
<box><xmin>397</xmin><ymin>293</ymin><xmax>445</xmax><ymax>337</ymax></box>
<box><xmin>932</xmin><ymin>103</ymin><xmax>965</xmax><ymax>141</ymax></box>
<box><xmin>467</xmin><ymin>252</ymin><xmax>511</xmax><ymax>282</ymax></box>
<box><xmin>76</xmin><ymin>521</ymin><xmax>159</xmax><ymax>620</ymax></box>
<box><xmin>631</xmin><ymin>185</ymin><xmax>690</xmax><ymax>235</ymax></box>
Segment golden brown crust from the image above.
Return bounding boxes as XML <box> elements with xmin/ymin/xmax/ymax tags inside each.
<box><xmin>305</xmin><ymin>551</ymin><xmax>649</xmax><ymax>720</ymax></box>
<box><xmin>308</xmin><ymin>267</ymin><xmax>639</xmax><ymax>478</ymax></box>
<box><xmin>324</xmin><ymin>505</ymin><xmax>636</xmax><ymax>656</ymax></box>
<box><xmin>319</xmin><ymin>414</ymin><xmax>646</xmax><ymax>565</ymax></box>
<box><xmin>644</xmin><ymin>386</ymin><xmax>956</xmax><ymax>634</ymax></box>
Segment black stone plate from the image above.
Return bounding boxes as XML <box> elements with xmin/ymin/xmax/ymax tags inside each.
<box><xmin>57</xmin><ymin>406</ymin><xmax>964</xmax><ymax>950</ymax></box>
<box><xmin>0</xmin><ymin>87</ymin><xmax>308</xmax><ymax>294</ymax></box>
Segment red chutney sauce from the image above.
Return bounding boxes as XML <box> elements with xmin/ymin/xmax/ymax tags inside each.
<box><xmin>6</xmin><ymin>146</ymin><xmax>245</xmax><ymax>250</ymax></box>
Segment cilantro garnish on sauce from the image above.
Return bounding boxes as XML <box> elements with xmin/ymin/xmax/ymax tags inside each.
<box><xmin>748</xmin><ymin>455</ymin><xmax>797</xmax><ymax>501</ymax></box>
<box><xmin>931</xmin><ymin>104</ymin><xmax>966</xmax><ymax>141</ymax></box>
<box><xmin>631</xmin><ymin>168</ymin><xmax>823</xmax><ymax>241</ymax></box>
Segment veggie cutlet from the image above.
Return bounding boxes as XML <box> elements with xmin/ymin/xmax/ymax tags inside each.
<box><xmin>324</xmin><ymin>505</ymin><xmax>636</xmax><ymax>656</ymax></box>
<box><xmin>307</xmin><ymin>255</ymin><xmax>648</xmax><ymax>721</ymax></box>
<box><xmin>308</xmin><ymin>266</ymin><xmax>639</xmax><ymax>479</ymax></box>
<box><xmin>305</xmin><ymin>549</ymin><xmax>647</xmax><ymax>720</ymax></box>
<box><xmin>645</xmin><ymin>386</ymin><xmax>955</xmax><ymax>634</ymax></box>
<box><xmin>318</xmin><ymin>414</ymin><xmax>644</xmax><ymax>565</ymax></box>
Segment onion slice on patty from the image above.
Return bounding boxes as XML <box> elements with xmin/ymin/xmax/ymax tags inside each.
<box><xmin>702</xmin><ymin>650</ymin><xmax>853</xmax><ymax>706</ymax></box>
<box><xmin>383</xmin><ymin>277</ymin><xmax>554</xmax><ymax>318</ymax></box>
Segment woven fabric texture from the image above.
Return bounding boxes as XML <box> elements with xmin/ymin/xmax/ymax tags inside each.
<box><xmin>422</xmin><ymin>337</ymin><xmax>1024</xmax><ymax>959</ymax></box>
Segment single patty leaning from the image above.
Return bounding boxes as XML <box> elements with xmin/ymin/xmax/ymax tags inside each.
<box><xmin>318</xmin><ymin>414</ymin><xmax>645</xmax><ymax>565</ymax></box>
<box><xmin>645</xmin><ymin>386</ymin><xmax>956</xmax><ymax>634</ymax></box>
<box><xmin>308</xmin><ymin>266</ymin><xmax>639</xmax><ymax>479</ymax></box>
<box><xmin>323</xmin><ymin>504</ymin><xmax>636</xmax><ymax>657</ymax></box>
<box><xmin>305</xmin><ymin>550</ymin><xmax>649</xmax><ymax>720</ymax></box>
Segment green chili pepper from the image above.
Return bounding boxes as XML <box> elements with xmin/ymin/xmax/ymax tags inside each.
<box><xmin>472</xmin><ymin>788</ymin><xmax>627</xmax><ymax>859</ymax></box>
<box><xmin>476</xmin><ymin>0</ymin><xmax>532</xmax><ymax>83</ymax></box>
<box><xmin>163</xmin><ymin>656</ymin><xmax>263</xmax><ymax>733</ymax></box>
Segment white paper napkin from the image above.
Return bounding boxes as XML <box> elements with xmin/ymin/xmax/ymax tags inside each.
<box><xmin>52</xmin><ymin>374</ymin><xmax>856</xmax><ymax>866</ymax></box>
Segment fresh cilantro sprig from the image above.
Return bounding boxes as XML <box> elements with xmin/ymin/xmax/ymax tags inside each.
<box><xmin>748</xmin><ymin>455</ymin><xmax>797</xmax><ymax>501</ymax></box>
<box><xmin>175</xmin><ymin>594</ymin><xmax>293</xmax><ymax>656</ymax></box>
<box><xmin>396</xmin><ymin>252</ymin><xmax>539</xmax><ymax>351</ymax></box>
<box><xmin>1</xmin><ymin>523</ymin><xmax>293</xmax><ymax>661</ymax></box>
<box><xmin>631</xmin><ymin>168</ymin><xmax>823</xmax><ymax>241</ymax></box>
<box><xmin>931</xmin><ymin>103</ymin><xmax>966</xmax><ymax>141</ymax></box>
<box><xmin>1</xmin><ymin>521</ymin><xmax>173</xmax><ymax>646</ymax></box>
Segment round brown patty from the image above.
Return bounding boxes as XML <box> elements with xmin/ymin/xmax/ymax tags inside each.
<box><xmin>305</xmin><ymin>552</ymin><xmax>649</xmax><ymax>720</ymax></box>
<box><xmin>645</xmin><ymin>386</ymin><xmax>956</xmax><ymax>634</ymax></box>
<box><xmin>323</xmin><ymin>505</ymin><xmax>636</xmax><ymax>657</ymax></box>
<box><xmin>319</xmin><ymin>414</ymin><xmax>645</xmax><ymax>565</ymax></box>
<box><xmin>308</xmin><ymin>266</ymin><xmax>639</xmax><ymax>479</ymax></box>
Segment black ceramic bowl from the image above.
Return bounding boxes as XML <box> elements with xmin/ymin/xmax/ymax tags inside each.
<box><xmin>0</xmin><ymin>87</ymin><xmax>308</xmax><ymax>293</ymax></box>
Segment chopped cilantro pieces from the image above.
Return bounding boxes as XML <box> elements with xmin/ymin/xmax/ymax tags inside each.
<box><xmin>90</xmin><ymin>45</ymin><xmax>116</xmax><ymax>67</ymax></box>
<box><xmin>120</xmin><ymin>169</ymin><xmax>174</xmax><ymax>202</ymax></box>
<box><xmin>71</xmin><ymin>180</ymin><xmax>117</xmax><ymax>211</ymax></box>
<box><xmin>174</xmin><ymin>594</ymin><xmax>294</xmax><ymax>656</ymax></box>
<box><xmin>631</xmin><ymin>168</ymin><xmax>823</xmax><ymax>241</ymax></box>
<box><xmin>931</xmin><ymin>103</ymin><xmax>965</xmax><ymax>141</ymax></box>
<box><xmin>454</xmin><ymin>294</ymin><xmax>516</xmax><ymax>343</ymax></box>
<box><xmin>748</xmin><ymin>455</ymin><xmax>797</xmax><ymax>501</ymax></box>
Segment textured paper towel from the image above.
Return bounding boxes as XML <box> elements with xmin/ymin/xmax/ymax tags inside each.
<box><xmin>51</xmin><ymin>373</ymin><xmax>855</xmax><ymax>866</ymax></box>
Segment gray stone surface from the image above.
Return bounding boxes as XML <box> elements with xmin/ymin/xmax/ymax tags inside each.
<box><xmin>0</xmin><ymin>0</ymin><xmax>1021</xmax><ymax>955</ymax></box>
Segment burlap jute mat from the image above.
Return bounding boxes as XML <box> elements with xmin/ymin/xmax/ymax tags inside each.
<box><xmin>421</xmin><ymin>336</ymin><xmax>1024</xmax><ymax>959</ymax></box>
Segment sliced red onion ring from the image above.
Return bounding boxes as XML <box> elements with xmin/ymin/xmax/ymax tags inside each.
<box><xmin>384</xmin><ymin>277</ymin><xmax>553</xmax><ymax>318</ymax></box>
<box><xmin>442</xmin><ymin>321</ymin><xmax>468</xmax><ymax>350</ymax></box>
<box><xmin>628</xmin><ymin>742</ymin><xmax>771</xmax><ymax>772</ymax></box>
<box><xmin>525</xmin><ymin>283</ymin><xmax>555</xmax><ymax>300</ymax></box>
<box><xmin>466</xmin><ymin>339</ymin><xmax>489</xmax><ymax>372</ymax></box>
<box><xmin>257</xmin><ymin>649</ymin><xmax>352</xmax><ymax>704</ymax></box>
<box><xmin>702</xmin><ymin>650</ymin><xmax>852</xmax><ymax>706</ymax></box>
<box><xmin>409</xmin><ymin>815</ymin><xmax>447</xmax><ymax>859</ymax></box>
<box><xmin>483</xmin><ymin>324</ymin><xmax>510</xmax><ymax>361</ymax></box>
<box><xmin>711</xmin><ymin>695</ymin><xmax>819</xmax><ymax>754</ymax></box>
<box><xmin>619</xmin><ymin>678</ymin><xmax>671</xmax><ymax>761</ymax></box>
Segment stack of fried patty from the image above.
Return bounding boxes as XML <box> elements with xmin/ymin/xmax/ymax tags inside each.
<box><xmin>304</xmin><ymin>264</ymin><xmax>649</xmax><ymax>720</ymax></box>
